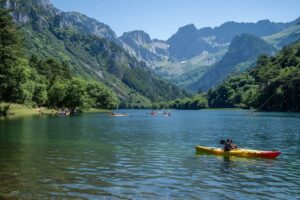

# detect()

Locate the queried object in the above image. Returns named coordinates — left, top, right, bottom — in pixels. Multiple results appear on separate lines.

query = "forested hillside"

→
left=0, top=8, right=118, bottom=115
left=207, top=41, right=300, bottom=111
left=0, top=0, right=186, bottom=109
left=157, top=40, right=300, bottom=111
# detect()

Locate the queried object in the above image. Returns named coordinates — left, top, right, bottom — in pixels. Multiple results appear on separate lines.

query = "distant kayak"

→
left=107, top=113, right=129, bottom=117
left=195, top=145, right=281, bottom=159
left=58, top=111, right=70, bottom=116
left=150, top=111, right=157, bottom=116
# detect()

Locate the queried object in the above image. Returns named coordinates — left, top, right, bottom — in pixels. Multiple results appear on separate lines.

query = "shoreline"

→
left=1, top=103, right=297, bottom=119
left=0, top=103, right=109, bottom=119
left=0, top=103, right=52, bottom=118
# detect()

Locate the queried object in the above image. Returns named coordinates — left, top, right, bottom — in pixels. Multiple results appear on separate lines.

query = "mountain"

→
left=187, top=34, right=276, bottom=92
left=167, top=24, right=219, bottom=60
left=121, top=19, right=296, bottom=81
left=165, top=20, right=292, bottom=61
left=3, top=0, right=299, bottom=102
left=263, top=22, right=300, bottom=48
left=1, top=0, right=187, bottom=107
left=56, top=12, right=119, bottom=43
left=156, top=49, right=227, bottom=84
left=4, top=0, right=118, bottom=41
left=207, top=40, right=300, bottom=111
left=120, top=30, right=169, bottom=66
left=179, top=21, right=300, bottom=93
left=200, top=20, right=293, bottom=43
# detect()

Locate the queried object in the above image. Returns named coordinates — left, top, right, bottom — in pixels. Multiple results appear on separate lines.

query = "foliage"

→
left=86, top=81, right=119, bottom=110
left=29, top=56, right=72, bottom=84
left=47, top=78, right=119, bottom=111
left=63, top=77, right=92, bottom=112
left=48, top=81, right=68, bottom=107
left=207, top=41, right=300, bottom=111
left=0, top=7, right=119, bottom=111
left=153, top=94, right=208, bottom=110
left=0, top=8, right=23, bottom=102
left=0, top=1, right=187, bottom=107
left=43, top=26, right=187, bottom=104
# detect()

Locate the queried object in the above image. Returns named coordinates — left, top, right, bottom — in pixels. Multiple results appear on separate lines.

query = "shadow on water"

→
left=195, top=152, right=277, bottom=172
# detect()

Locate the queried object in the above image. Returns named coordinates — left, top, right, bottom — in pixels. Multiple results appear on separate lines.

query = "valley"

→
left=0, top=0, right=299, bottom=112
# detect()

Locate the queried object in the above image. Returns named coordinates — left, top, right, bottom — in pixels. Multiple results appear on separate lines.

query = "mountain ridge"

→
left=3, top=0, right=119, bottom=42
left=120, top=18, right=298, bottom=79
left=1, top=0, right=187, bottom=107
left=187, top=33, right=276, bottom=92
left=2, top=0, right=299, bottom=98
left=7, top=0, right=297, bottom=68
left=119, top=30, right=169, bottom=66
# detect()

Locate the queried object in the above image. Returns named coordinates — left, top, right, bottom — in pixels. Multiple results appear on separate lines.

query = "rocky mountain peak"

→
left=178, top=24, right=197, bottom=33
left=121, top=30, right=152, bottom=45
left=1, top=0, right=118, bottom=42
left=170, top=24, right=198, bottom=39
left=119, top=30, right=169, bottom=66
left=59, top=11, right=118, bottom=42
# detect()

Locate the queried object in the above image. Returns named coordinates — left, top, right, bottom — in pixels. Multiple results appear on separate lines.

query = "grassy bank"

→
left=0, top=103, right=110, bottom=119
left=0, top=103, right=52, bottom=118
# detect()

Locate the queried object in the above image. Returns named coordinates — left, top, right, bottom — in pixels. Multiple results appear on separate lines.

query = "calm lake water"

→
left=0, top=110, right=300, bottom=199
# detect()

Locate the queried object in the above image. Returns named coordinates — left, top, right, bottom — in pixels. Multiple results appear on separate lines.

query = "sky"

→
left=51, top=0, right=300, bottom=40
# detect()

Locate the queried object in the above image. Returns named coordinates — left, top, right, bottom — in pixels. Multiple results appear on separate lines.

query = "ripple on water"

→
left=0, top=110, right=300, bottom=199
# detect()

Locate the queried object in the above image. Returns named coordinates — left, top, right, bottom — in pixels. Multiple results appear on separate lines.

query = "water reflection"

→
left=0, top=110, right=300, bottom=199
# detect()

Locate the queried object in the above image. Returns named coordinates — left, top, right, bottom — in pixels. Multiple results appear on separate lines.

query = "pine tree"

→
left=0, top=7, right=23, bottom=101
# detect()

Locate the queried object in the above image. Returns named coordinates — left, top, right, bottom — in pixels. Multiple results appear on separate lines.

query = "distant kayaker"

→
left=220, top=139, right=237, bottom=151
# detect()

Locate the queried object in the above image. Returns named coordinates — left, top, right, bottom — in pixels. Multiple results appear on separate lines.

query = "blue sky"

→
left=51, top=0, right=300, bottom=40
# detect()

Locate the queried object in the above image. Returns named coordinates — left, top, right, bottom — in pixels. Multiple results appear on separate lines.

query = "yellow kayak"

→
left=195, top=145, right=281, bottom=159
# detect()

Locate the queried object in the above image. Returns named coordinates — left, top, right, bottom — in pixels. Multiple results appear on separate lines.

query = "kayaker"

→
left=220, top=139, right=237, bottom=151
left=229, top=139, right=237, bottom=150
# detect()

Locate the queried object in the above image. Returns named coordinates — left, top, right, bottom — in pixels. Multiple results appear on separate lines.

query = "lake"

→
left=0, top=110, right=299, bottom=199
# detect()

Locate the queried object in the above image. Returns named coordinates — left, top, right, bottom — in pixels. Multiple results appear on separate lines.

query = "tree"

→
left=33, top=82, right=48, bottom=106
left=4, top=58, right=36, bottom=104
left=87, top=81, right=118, bottom=110
left=207, top=41, right=300, bottom=111
left=0, top=7, right=23, bottom=102
left=64, top=77, right=93, bottom=112
left=0, top=7, right=121, bottom=112
left=48, top=81, right=68, bottom=108
left=29, top=57, right=72, bottom=84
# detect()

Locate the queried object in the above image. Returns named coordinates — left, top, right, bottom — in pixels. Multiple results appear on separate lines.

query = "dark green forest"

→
left=0, top=6, right=187, bottom=115
left=45, top=27, right=186, bottom=104
left=152, top=94, right=208, bottom=110
left=0, top=0, right=188, bottom=115
left=0, top=8, right=118, bottom=115
left=207, top=41, right=300, bottom=111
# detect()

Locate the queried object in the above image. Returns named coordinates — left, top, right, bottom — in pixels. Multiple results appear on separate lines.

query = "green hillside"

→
left=23, top=26, right=187, bottom=106
left=0, top=0, right=187, bottom=108
left=187, top=34, right=276, bottom=92
left=207, top=40, right=300, bottom=111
